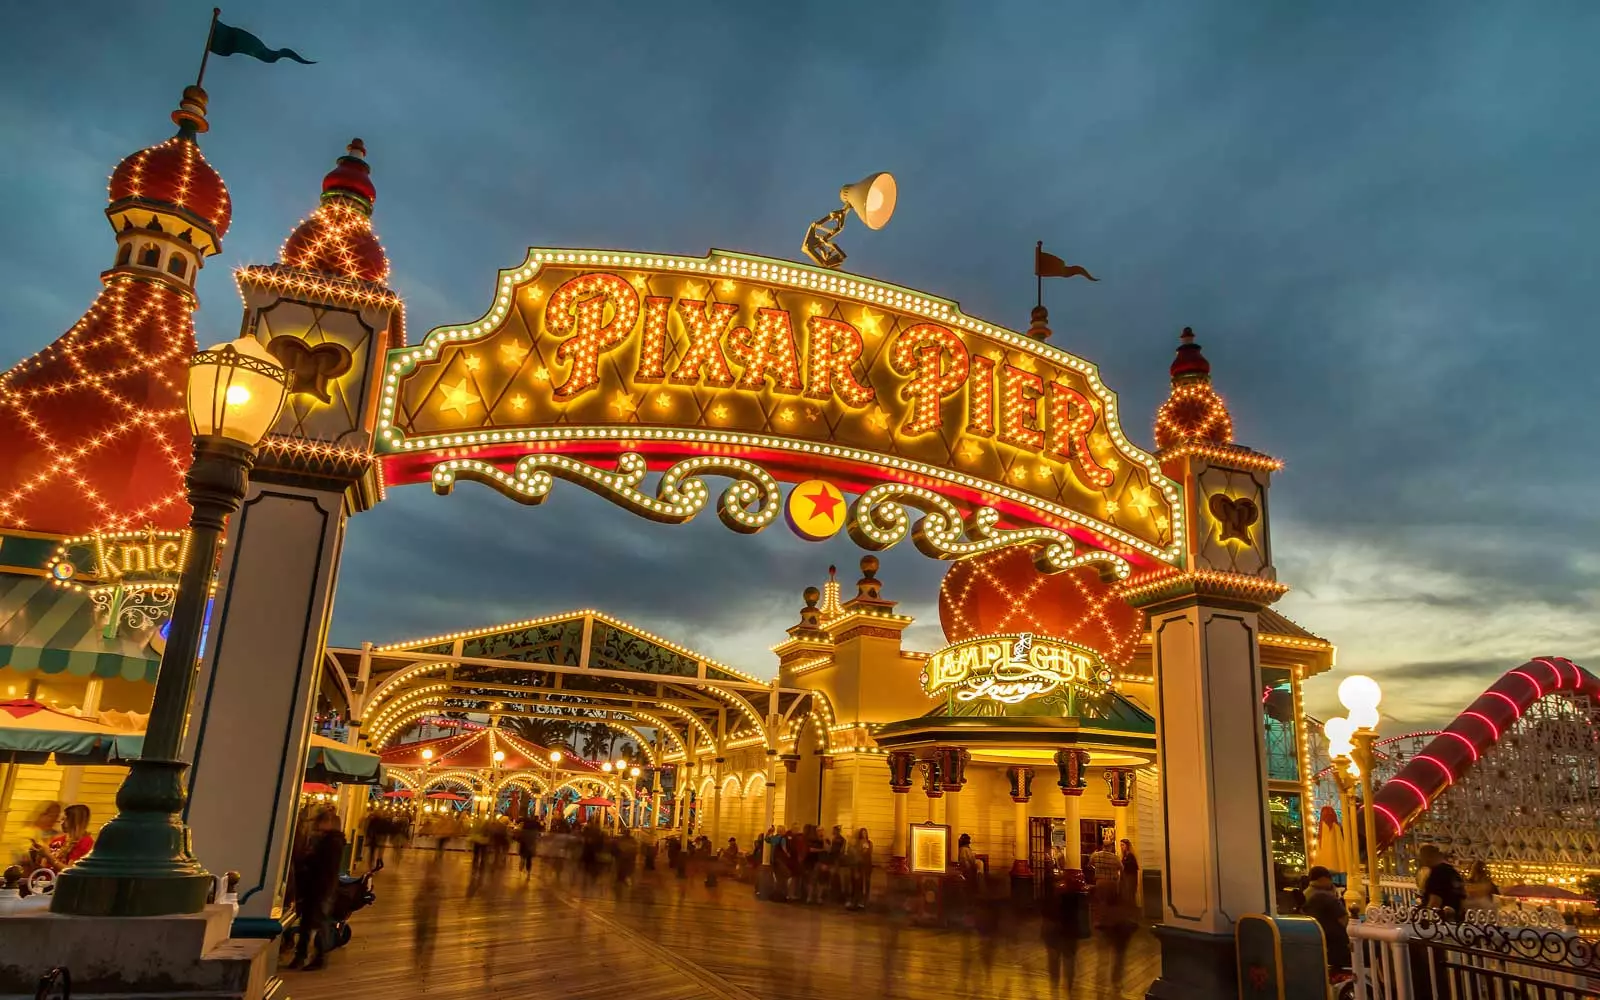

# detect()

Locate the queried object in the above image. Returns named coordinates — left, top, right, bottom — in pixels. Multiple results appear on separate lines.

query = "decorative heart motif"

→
left=1208, top=493, right=1259, bottom=544
left=267, top=335, right=354, bottom=404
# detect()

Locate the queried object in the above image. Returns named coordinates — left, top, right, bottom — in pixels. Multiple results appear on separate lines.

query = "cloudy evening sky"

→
left=2, top=2, right=1596, bottom=732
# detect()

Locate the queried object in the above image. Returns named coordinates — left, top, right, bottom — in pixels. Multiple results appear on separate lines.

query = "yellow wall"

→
left=2, top=762, right=123, bottom=866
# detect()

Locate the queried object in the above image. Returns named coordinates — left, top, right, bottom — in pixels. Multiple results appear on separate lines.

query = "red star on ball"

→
left=804, top=488, right=842, bottom=520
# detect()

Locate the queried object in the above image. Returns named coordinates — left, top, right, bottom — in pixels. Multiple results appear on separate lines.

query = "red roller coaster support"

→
left=1369, top=656, right=1598, bottom=849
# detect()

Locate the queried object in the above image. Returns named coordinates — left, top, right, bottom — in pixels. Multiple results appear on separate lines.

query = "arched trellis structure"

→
left=1371, top=656, right=1599, bottom=848
left=323, top=610, right=818, bottom=769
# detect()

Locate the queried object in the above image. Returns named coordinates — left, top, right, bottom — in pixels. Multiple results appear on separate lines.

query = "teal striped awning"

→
left=0, top=574, right=161, bottom=682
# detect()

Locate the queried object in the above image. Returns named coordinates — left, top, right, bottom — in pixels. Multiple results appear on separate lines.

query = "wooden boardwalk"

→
left=278, top=849, right=1160, bottom=1000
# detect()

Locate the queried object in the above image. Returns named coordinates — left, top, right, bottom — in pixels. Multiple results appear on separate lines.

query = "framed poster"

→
left=909, top=822, right=950, bottom=874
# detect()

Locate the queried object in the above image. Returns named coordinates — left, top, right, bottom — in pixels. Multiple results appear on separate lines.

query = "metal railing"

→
left=1350, top=907, right=1600, bottom=1000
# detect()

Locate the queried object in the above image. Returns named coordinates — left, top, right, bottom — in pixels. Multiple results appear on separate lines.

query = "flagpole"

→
left=195, top=8, right=221, bottom=88
left=1036, top=241, right=1049, bottom=308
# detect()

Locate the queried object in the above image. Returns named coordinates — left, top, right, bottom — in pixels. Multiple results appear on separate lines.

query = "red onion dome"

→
left=280, top=139, right=388, bottom=283
left=1153, top=327, right=1233, bottom=450
left=106, top=86, right=231, bottom=244
left=937, top=547, right=1145, bottom=667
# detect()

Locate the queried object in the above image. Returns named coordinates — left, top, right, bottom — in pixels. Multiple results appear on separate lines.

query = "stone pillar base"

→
left=1146, top=924, right=1239, bottom=1000
left=0, top=904, right=271, bottom=999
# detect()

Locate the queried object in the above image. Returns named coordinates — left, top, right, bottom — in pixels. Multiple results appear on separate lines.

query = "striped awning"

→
left=0, top=574, right=161, bottom=682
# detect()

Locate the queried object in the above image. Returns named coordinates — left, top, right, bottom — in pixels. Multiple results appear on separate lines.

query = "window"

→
left=1262, top=666, right=1299, bottom=781
left=116, top=244, right=132, bottom=266
left=166, top=255, right=187, bottom=278
left=1269, top=790, right=1306, bottom=874
left=138, top=243, right=160, bottom=267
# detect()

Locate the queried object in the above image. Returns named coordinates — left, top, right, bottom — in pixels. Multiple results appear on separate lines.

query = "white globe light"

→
left=1323, top=716, right=1353, bottom=744
left=421, top=748, right=433, bottom=761
left=1338, top=675, right=1382, bottom=714
left=1347, top=705, right=1380, bottom=731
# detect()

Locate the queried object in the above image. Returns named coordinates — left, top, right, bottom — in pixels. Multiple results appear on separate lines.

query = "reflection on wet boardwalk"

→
left=279, top=849, right=1159, bottom=999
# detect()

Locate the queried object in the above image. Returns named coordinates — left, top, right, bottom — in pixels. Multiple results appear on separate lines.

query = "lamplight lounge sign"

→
left=922, top=632, right=1107, bottom=705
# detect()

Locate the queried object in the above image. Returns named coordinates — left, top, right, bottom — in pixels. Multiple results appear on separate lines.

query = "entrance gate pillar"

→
left=1105, top=767, right=1135, bottom=846
left=1054, top=748, right=1089, bottom=872
left=1006, top=765, right=1035, bottom=878
left=1130, top=372, right=1283, bottom=1000
left=886, top=750, right=915, bottom=874
left=180, top=263, right=397, bottom=935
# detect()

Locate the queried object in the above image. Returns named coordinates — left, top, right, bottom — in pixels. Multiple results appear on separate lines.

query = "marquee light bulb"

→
left=421, top=748, right=433, bottom=760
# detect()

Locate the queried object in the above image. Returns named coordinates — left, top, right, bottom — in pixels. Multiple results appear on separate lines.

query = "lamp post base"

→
left=51, top=759, right=212, bottom=917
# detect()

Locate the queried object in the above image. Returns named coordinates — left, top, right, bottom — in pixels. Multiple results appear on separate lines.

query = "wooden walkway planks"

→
left=278, top=850, right=1160, bottom=999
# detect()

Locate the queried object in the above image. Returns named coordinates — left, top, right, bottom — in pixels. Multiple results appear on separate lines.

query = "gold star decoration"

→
left=867, top=406, right=890, bottom=432
left=524, top=285, right=545, bottom=301
left=1011, top=466, right=1029, bottom=483
left=1035, top=463, right=1053, bottom=481
left=718, top=280, right=737, bottom=295
left=711, top=403, right=730, bottom=420
left=806, top=302, right=827, bottom=317
left=859, top=306, right=883, bottom=337
left=463, top=353, right=483, bottom=372
left=779, top=406, right=795, bottom=423
left=438, top=379, right=480, bottom=418
left=499, top=340, right=530, bottom=366
left=510, top=394, right=529, bottom=413
left=654, top=392, right=672, bottom=409
left=609, top=389, right=639, bottom=416
left=630, top=275, right=651, bottom=293
left=1126, top=485, right=1158, bottom=518
left=958, top=439, right=984, bottom=463
left=683, top=281, right=707, bottom=300
left=754, top=288, right=778, bottom=307
left=1103, top=456, right=1121, bottom=473
left=1154, top=513, right=1171, bottom=533
left=1104, top=498, right=1121, bottom=517
left=533, top=366, right=551, bottom=382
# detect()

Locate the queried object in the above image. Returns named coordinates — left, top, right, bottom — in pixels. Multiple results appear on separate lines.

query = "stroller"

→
left=328, top=858, right=381, bottom=949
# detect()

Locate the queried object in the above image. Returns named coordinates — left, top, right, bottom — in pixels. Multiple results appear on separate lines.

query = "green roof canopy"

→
left=0, top=575, right=161, bottom=682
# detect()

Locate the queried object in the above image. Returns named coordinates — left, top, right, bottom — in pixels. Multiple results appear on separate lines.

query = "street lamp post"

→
left=1322, top=716, right=1363, bottom=900
left=52, top=338, right=289, bottom=917
left=1338, top=675, right=1385, bottom=907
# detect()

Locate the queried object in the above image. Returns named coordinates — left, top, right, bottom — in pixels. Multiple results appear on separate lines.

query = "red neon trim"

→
left=1439, top=730, right=1480, bottom=761
left=1390, top=777, right=1430, bottom=805
left=1509, top=670, right=1544, bottom=698
left=1415, top=755, right=1454, bottom=785
left=1462, top=711, right=1500, bottom=740
left=1485, top=691, right=1523, bottom=717
left=1373, top=803, right=1404, bottom=832
left=1532, top=657, right=1565, bottom=689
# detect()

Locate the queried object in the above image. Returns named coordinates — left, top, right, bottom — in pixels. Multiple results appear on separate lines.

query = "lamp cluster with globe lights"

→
left=1323, top=674, right=1385, bottom=905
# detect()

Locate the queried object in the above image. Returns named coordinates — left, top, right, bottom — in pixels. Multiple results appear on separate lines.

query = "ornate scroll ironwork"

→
left=1396, top=906, right=1600, bottom=971
left=90, top=585, right=176, bottom=635
left=847, top=483, right=1132, bottom=579
left=430, top=452, right=781, bottom=533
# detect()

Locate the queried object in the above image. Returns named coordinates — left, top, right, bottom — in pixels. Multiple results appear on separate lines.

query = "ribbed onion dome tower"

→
left=0, top=86, right=230, bottom=535
left=280, top=139, right=389, bottom=283
left=1152, top=326, right=1234, bottom=450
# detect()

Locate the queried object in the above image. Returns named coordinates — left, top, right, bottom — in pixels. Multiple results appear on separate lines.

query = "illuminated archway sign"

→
left=377, top=248, right=1186, bottom=577
left=922, top=632, right=1110, bottom=705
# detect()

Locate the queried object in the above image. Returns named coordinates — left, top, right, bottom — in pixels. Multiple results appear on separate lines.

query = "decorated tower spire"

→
left=1153, top=327, right=1234, bottom=451
left=0, top=87, right=231, bottom=534
left=279, top=139, right=389, bottom=283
